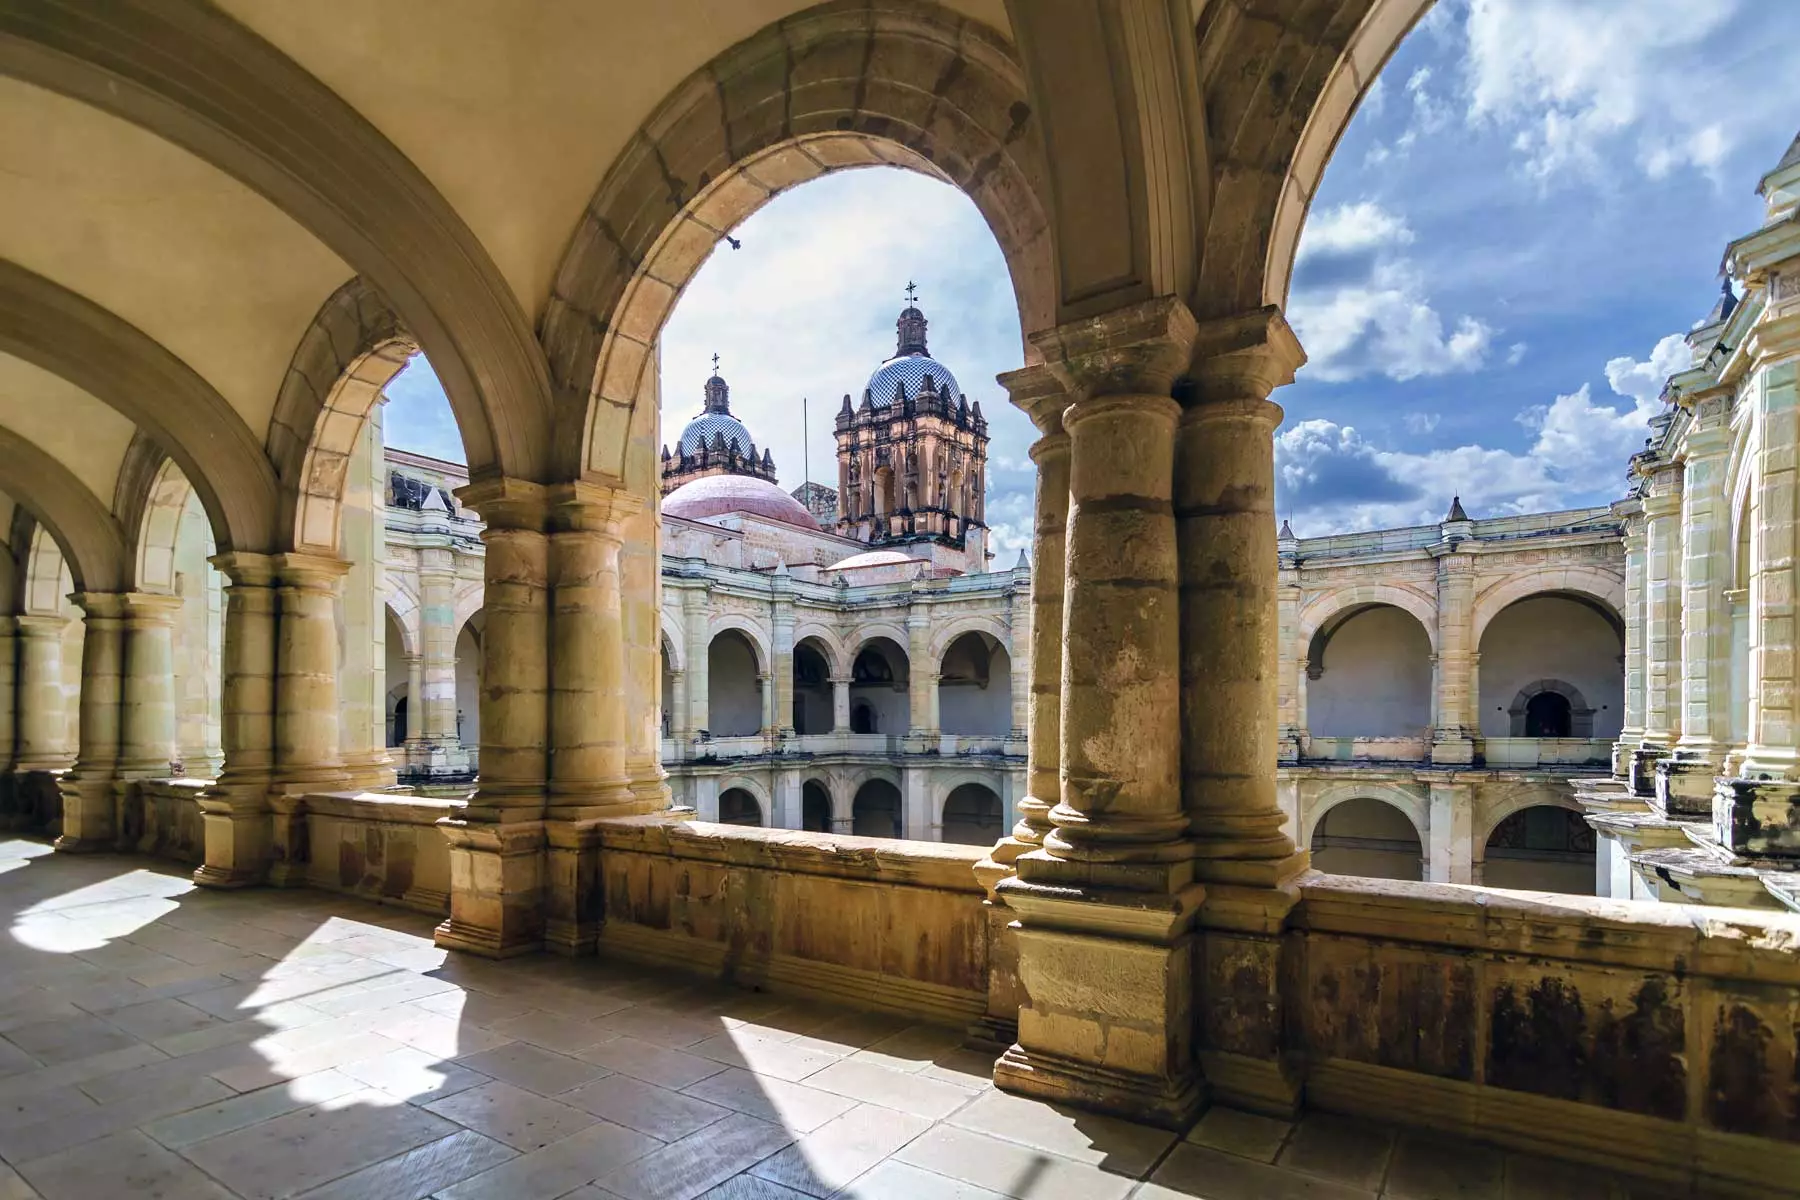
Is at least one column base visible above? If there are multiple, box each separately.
[54,770,118,853]
[1629,744,1670,797]
[1714,777,1800,860]
[194,780,273,889]
[545,819,604,957]
[1199,1050,1303,1119]
[1430,737,1475,766]
[994,1042,1204,1131]
[435,817,546,958]
[1655,753,1721,819]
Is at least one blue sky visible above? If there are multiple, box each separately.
[385,0,1800,550]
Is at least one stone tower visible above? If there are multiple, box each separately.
[660,361,778,496]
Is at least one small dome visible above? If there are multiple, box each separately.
[675,410,756,457]
[664,474,818,531]
[864,354,964,409]
[825,549,921,571]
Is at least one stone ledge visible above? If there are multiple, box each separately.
[593,814,987,892]
[300,789,466,825]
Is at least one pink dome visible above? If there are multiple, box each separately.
[825,549,921,571]
[663,474,819,531]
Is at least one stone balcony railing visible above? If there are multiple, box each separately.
[1300,734,1430,763]
[1481,737,1613,767]
[662,731,1025,764]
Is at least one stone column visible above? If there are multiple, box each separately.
[668,668,688,741]
[339,404,394,790]
[1426,780,1474,884]
[1614,503,1647,778]
[268,554,350,885]
[1636,466,1685,790]
[682,586,710,739]
[55,594,127,852]
[1431,551,1477,765]
[14,615,71,770]
[906,609,935,739]
[1661,408,1733,813]
[1275,578,1302,763]
[1176,309,1310,1117]
[116,594,181,779]
[543,483,646,956]
[196,553,278,887]
[830,676,850,732]
[971,365,1067,1053]
[772,577,796,740]
[437,480,550,957]
[404,654,425,748]
[1007,575,1031,740]
[1742,359,1800,779]
[994,298,1200,1127]
[0,619,14,774]
[416,548,461,769]
[620,499,667,807]
[756,672,775,739]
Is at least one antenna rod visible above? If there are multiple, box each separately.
[803,396,809,487]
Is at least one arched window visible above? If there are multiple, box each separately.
[942,783,1003,845]
[1309,797,1422,882]
[852,780,902,838]
[1525,691,1573,737]
[802,782,832,832]
[718,788,763,827]
[851,702,877,734]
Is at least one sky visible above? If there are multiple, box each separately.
[384,0,1800,550]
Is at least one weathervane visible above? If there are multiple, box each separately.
[905,280,918,306]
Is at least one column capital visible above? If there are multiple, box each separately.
[208,550,278,587]
[14,613,67,636]
[1028,295,1198,402]
[70,592,129,620]
[1641,489,1682,519]
[1182,305,1306,409]
[997,362,1069,437]
[273,552,350,590]
[456,475,549,531]
[121,592,185,624]
[546,481,644,535]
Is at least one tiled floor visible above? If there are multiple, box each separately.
[0,836,1671,1199]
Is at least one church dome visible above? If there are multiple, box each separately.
[663,474,818,531]
[825,549,921,570]
[862,296,964,408]
[674,366,758,456]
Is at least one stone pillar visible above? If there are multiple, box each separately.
[543,484,646,956]
[903,766,933,840]
[668,668,688,741]
[1426,781,1474,884]
[756,672,775,738]
[682,587,710,739]
[1661,409,1733,813]
[1276,578,1303,763]
[196,553,278,887]
[1176,308,1310,1117]
[772,578,796,740]
[995,298,1201,1128]
[404,654,425,748]
[1614,504,1647,778]
[1007,577,1030,740]
[619,499,666,807]
[55,594,127,852]
[14,615,71,770]
[971,365,1067,1053]
[416,549,461,769]
[906,609,935,739]
[437,480,550,957]
[830,676,851,732]
[339,403,394,790]
[268,554,350,885]
[116,594,181,778]
[1431,551,1477,765]
[1742,361,1800,779]
[0,619,14,774]
[774,768,802,829]
[1636,467,1685,789]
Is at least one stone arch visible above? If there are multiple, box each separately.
[706,618,771,675]
[792,625,848,679]
[451,583,486,644]
[1194,0,1434,318]
[801,777,835,833]
[848,625,912,663]
[716,774,772,813]
[1507,679,1594,738]
[1300,781,1429,850]
[941,779,1005,846]
[660,613,687,673]
[1476,789,1584,849]
[543,0,1053,482]
[130,456,199,595]
[1478,797,1596,895]
[928,614,1013,664]
[0,260,280,554]
[384,597,420,661]
[1470,569,1626,645]
[270,283,417,554]
[850,774,905,839]
[0,14,553,481]
[23,525,73,618]
[0,427,129,594]
[1298,585,1439,657]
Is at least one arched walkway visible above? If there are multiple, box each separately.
[793,637,835,735]
[801,781,833,834]
[1478,595,1623,741]
[941,783,1004,846]
[1309,796,1424,882]
[454,612,484,757]
[852,779,903,840]
[849,637,909,736]
[1306,604,1433,739]
[708,629,763,737]
[718,787,763,828]
[938,632,1012,737]
[1481,805,1596,896]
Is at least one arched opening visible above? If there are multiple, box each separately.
[1307,605,1432,740]
[852,779,902,839]
[849,637,909,736]
[454,612,483,761]
[1479,595,1623,741]
[391,696,409,748]
[660,640,675,737]
[942,782,1003,846]
[707,629,763,737]
[802,781,832,833]
[718,787,763,828]
[1730,490,1752,747]
[384,604,411,748]
[1309,798,1424,882]
[134,457,224,777]
[938,631,1012,737]
[793,639,834,735]
[1483,806,1596,895]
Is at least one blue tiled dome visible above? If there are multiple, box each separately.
[864,354,963,408]
[676,411,756,457]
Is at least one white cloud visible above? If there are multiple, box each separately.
[1403,411,1440,435]
[1505,342,1528,367]
[1463,0,1744,181]
[1289,258,1493,383]
[1297,201,1414,259]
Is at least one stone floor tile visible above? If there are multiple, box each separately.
[141,1068,365,1148]
[78,1039,264,1103]
[561,1074,733,1140]
[1384,1130,1505,1199]
[697,1178,815,1199]
[1277,1112,1396,1191]
[893,1121,1138,1200]
[181,1086,459,1199]
[1503,1152,1627,1200]
[0,1161,34,1200]
[688,1032,845,1083]
[748,1101,932,1197]
[435,1121,660,1200]
[0,1042,36,1082]
[845,1159,1010,1199]
[597,1111,796,1200]
[784,1011,911,1056]
[15,1129,236,1200]
[414,988,536,1028]
[0,1013,138,1066]
[920,1047,1001,1090]
[456,1040,610,1096]
[426,1079,601,1151]
[100,996,222,1041]
[682,1067,858,1134]
[593,1007,730,1050]
[293,1128,519,1200]
[1185,1105,1293,1163]
[0,1043,167,1104]
[0,1073,232,1163]
[804,1058,981,1121]
[492,1010,618,1055]
[213,1030,411,1092]
[579,1035,730,1089]
[844,1024,966,1073]
[339,1044,490,1103]
[946,1089,1175,1176]
[0,999,82,1038]
[0,1084,96,1134]
[1143,1143,1376,1200]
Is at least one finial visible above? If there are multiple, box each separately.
[1278,518,1294,540]
[1445,495,1469,522]
[711,351,720,375]
[905,280,918,306]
